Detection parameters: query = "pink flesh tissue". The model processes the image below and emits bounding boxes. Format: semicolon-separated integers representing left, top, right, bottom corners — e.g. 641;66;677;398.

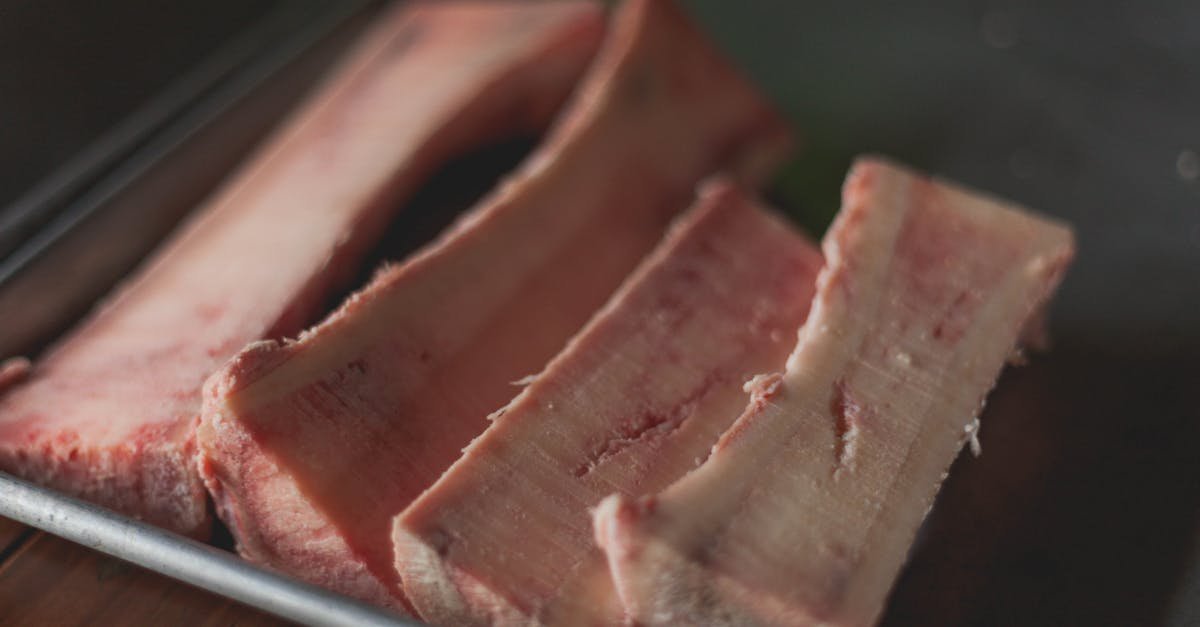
594;157;1075;626
392;180;821;626
0;0;604;536
195;0;791;613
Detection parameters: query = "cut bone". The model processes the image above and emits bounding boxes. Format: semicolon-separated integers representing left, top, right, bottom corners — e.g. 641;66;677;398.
595;156;1075;627
0;0;602;537
393;180;821;626
196;0;790;611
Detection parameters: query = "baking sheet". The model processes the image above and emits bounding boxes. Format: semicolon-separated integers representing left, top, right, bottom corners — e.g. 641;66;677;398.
0;0;381;358
0;471;413;626
0;0;1196;624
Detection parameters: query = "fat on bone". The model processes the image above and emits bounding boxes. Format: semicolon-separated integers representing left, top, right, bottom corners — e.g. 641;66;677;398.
196;0;792;613
595;156;1075;627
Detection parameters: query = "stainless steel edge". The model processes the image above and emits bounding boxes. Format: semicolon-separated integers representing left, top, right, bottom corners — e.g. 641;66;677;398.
0;471;418;627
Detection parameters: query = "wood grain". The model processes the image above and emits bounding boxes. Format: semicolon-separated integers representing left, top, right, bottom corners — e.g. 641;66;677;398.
0;531;287;626
0;519;30;561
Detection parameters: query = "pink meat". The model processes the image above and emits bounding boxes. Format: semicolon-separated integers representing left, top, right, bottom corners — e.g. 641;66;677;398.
594;156;1076;626
391;180;822;626
195;0;791;613
0;0;605;536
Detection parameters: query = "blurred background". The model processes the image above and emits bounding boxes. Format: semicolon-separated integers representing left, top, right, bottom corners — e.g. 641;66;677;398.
0;0;1197;625
683;2;1200;625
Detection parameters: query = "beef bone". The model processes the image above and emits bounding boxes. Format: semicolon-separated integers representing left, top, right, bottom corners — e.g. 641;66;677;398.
0;0;604;536
392;180;821;625
594;156;1075;626
195;0;791;612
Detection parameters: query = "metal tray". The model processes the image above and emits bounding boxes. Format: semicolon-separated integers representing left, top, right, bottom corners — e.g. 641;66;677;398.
0;1;418;624
0;471;412;626
0;0;379;358
1;1;1196;625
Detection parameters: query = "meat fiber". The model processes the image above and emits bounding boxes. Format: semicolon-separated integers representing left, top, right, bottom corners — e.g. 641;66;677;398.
195;0;792;613
594;157;1075;626
392;180;821;626
0;0;604;536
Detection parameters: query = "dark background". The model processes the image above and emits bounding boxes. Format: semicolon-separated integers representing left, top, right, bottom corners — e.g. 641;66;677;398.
1;0;1197;624
690;0;1200;356
0;0;277;207
680;2;1200;625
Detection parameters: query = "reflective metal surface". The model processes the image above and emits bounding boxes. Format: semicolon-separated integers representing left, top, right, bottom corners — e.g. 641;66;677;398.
0;471;415;627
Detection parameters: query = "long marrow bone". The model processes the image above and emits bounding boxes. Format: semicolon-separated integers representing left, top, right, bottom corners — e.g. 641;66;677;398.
595;157;1075;627
196;0;790;611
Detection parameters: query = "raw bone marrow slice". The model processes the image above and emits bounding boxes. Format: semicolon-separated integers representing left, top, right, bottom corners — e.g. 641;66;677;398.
0;0;604;538
594;156;1076;627
196;0;792;612
392;179;822;626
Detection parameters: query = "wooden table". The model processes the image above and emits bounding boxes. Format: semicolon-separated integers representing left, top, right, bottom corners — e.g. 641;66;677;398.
0;518;285;626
